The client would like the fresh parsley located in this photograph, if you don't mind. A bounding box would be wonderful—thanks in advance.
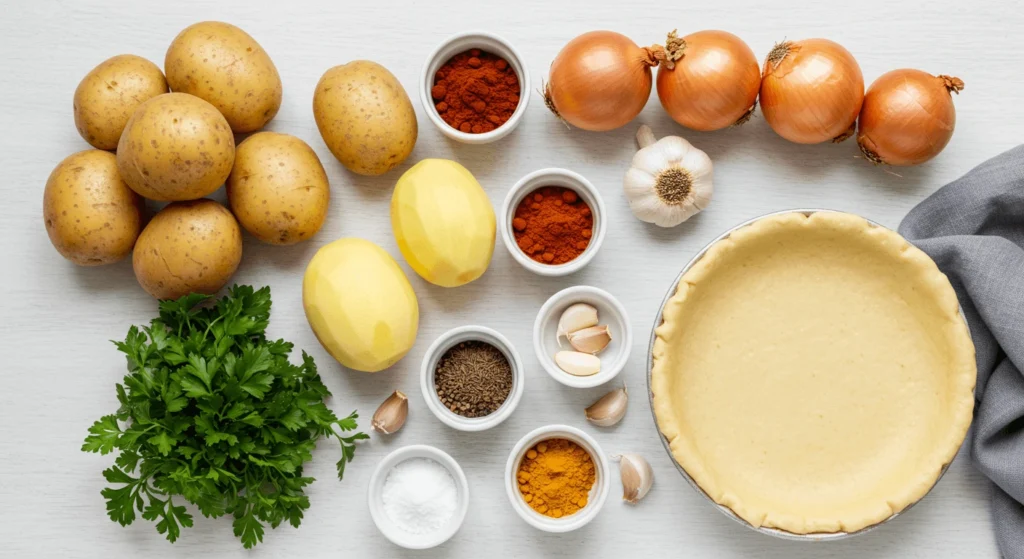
[83,285,368,548]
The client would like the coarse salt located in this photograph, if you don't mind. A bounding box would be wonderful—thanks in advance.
[381,457,458,534]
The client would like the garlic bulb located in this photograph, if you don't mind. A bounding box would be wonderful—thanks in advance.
[623,125,713,227]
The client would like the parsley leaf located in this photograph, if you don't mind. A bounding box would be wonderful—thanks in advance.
[84,286,366,547]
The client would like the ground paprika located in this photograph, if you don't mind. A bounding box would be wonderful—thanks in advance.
[432,48,520,133]
[512,186,593,264]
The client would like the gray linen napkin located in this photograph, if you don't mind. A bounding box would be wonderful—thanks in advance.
[900,145,1024,559]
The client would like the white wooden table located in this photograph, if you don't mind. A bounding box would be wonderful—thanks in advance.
[1,0,1015,556]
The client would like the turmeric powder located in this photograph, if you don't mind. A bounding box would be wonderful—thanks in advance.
[517,438,596,518]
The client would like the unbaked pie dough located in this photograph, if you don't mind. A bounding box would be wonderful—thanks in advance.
[651,211,976,534]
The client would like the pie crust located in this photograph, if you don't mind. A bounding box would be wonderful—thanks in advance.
[651,211,976,534]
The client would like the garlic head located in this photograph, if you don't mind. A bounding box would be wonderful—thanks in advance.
[624,125,713,227]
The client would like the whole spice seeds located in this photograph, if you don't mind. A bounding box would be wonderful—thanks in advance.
[432,48,521,133]
[517,438,596,518]
[434,340,513,417]
[513,186,593,264]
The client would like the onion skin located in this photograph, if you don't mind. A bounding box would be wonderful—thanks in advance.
[857,69,963,166]
[760,39,864,144]
[656,30,761,131]
[546,31,661,131]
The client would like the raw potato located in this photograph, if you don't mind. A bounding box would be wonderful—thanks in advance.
[132,199,242,299]
[165,21,282,133]
[116,92,235,201]
[227,132,330,245]
[313,61,417,176]
[43,150,142,266]
[73,55,168,150]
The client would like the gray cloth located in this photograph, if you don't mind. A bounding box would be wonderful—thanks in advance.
[900,145,1024,559]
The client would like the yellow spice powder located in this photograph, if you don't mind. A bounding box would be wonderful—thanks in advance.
[517,438,596,518]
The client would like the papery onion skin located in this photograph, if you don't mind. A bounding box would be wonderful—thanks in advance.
[546,30,662,131]
[760,39,864,144]
[656,30,761,131]
[857,69,963,166]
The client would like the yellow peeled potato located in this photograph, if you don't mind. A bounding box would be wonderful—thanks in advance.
[227,132,329,245]
[133,199,242,299]
[73,55,168,150]
[43,150,143,265]
[303,238,419,372]
[313,61,417,176]
[116,93,235,201]
[165,21,282,133]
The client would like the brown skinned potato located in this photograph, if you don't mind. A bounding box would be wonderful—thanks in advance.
[73,55,168,150]
[227,132,330,245]
[116,92,235,201]
[43,150,143,266]
[132,199,242,299]
[165,21,282,133]
[313,61,417,176]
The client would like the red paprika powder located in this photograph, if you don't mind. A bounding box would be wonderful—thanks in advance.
[512,187,593,264]
[432,49,520,133]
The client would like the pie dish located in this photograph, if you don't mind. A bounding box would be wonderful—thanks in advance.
[650,210,976,535]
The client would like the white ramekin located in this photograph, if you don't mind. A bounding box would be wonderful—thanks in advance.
[368,445,470,549]
[504,424,611,532]
[421,31,530,144]
[533,285,632,388]
[420,325,525,431]
[500,168,607,276]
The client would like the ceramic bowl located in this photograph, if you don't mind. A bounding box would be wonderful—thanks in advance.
[533,285,632,388]
[504,424,611,533]
[421,31,530,144]
[368,444,470,549]
[500,168,607,276]
[421,325,525,431]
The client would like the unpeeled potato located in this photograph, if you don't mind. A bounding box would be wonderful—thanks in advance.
[74,55,168,150]
[43,150,143,265]
[165,21,282,133]
[227,132,330,245]
[132,199,242,299]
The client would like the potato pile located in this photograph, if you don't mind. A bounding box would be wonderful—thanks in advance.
[44,21,335,299]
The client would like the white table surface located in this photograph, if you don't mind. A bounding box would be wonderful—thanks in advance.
[1,0,1015,556]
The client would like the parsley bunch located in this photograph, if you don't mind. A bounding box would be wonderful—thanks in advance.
[83,285,368,548]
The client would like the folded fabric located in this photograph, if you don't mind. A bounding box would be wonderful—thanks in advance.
[900,145,1024,559]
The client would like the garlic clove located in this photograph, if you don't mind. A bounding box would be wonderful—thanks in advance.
[372,390,408,435]
[568,325,612,355]
[585,383,627,426]
[554,351,601,376]
[556,303,599,345]
[615,453,654,504]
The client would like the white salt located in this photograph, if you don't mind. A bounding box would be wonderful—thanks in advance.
[381,457,458,534]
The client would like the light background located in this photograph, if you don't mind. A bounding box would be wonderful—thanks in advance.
[1,0,1017,556]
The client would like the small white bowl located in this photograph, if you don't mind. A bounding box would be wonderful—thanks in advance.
[368,445,470,550]
[500,168,607,276]
[505,424,611,532]
[421,325,525,431]
[421,31,530,144]
[533,286,632,388]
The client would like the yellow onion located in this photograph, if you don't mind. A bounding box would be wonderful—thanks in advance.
[857,69,964,166]
[656,30,760,131]
[760,39,864,144]
[545,31,663,131]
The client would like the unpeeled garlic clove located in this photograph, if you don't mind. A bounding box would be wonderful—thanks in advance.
[556,303,599,346]
[554,351,601,376]
[585,383,627,426]
[568,325,612,355]
[372,390,408,435]
[615,453,654,504]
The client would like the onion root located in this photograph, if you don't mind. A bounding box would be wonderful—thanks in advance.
[734,101,757,126]
[833,121,856,143]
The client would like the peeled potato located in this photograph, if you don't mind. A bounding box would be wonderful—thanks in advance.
[132,199,242,299]
[43,150,143,265]
[74,55,168,150]
[116,92,235,201]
